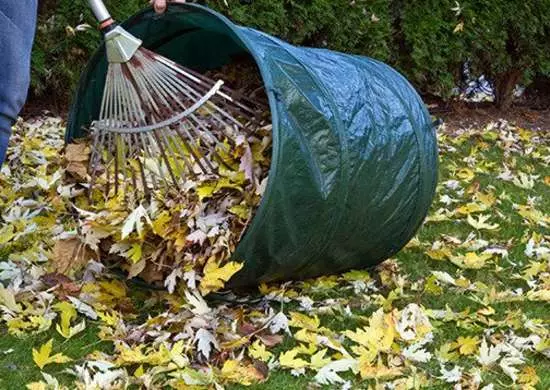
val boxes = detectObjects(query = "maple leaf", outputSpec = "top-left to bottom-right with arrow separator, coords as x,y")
121,205 -> 152,239
310,349 -> 332,370
517,205 -> 549,227
0,286 -> 21,313
477,339 -> 502,366
467,214 -> 500,230
220,359 -> 266,385
199,260 -> 243,294
288,312 -> 321,331
314,359 -> 357,385
359,359 -> 402,380
32,339 -> 72,369
439,364 -> 462,383
517,366 -> 540,386
194,328 -> 218,359
451,252 -> 493,269
456,202 -> 487,215
402,343 -> 432,363
248,340 -> 272,362
279,349 -> 309,369
396,304 -> 432,341
455,336 -> 479,355
269,312 -> 290,334
53,301 -> 77,338
457,168 -> 474,181
184,289 -> 211,316
500,356 -> 524,382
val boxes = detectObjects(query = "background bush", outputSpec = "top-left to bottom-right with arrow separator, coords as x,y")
30,0 -> 550,110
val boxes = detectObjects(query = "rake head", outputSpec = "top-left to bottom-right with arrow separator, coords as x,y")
88,47 -> 267,200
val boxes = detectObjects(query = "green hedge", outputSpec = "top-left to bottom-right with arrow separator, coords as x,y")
30,0 -> 550,109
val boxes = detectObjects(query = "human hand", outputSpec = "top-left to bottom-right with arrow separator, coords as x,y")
150,0 -> 187,14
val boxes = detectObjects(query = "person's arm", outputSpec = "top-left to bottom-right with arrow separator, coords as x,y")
150,0 -> 187,14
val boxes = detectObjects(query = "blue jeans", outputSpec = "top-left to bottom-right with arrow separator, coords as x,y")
0,0 -> 38,164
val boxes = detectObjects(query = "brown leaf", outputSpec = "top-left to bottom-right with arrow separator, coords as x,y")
52,238 -> 96,275
252,359 -> 269,382
40,272 -> 80,298
65,143 -> 90,163
139,262 -> 165,284
238,322 -> 257,336
66,161 -> 89,179
257,333 -> 283,347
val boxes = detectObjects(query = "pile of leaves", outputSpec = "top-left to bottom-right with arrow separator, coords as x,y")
64,116 -> 271,291
0,116 -> 549,389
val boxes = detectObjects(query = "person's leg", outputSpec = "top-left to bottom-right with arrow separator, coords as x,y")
0,0 -> 38,164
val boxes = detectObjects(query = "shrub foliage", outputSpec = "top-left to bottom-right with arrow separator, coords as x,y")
30,0 -> 550,109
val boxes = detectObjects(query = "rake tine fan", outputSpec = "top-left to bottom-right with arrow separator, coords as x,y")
86,0 -> 265,200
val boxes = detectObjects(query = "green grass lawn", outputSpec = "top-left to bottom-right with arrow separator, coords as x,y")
0,121 -> 549,389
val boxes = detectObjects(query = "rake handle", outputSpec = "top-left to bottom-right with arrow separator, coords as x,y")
88,0 -> 114,27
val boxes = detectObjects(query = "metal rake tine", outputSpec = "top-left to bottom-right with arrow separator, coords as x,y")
174,123 -> 213,174
181,65 -> 265,116
139,67 -> 191,183
145,131 -> 170,190
124,133 -> 139,198
160,126 -> 191,181
140,132 -> 161,190
88,128 -> 107,199
131,133 -> 151,198
151,130 -> 179,188
175,127 -> 209,174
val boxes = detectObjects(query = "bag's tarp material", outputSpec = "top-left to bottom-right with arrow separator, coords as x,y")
66,4 -> 438,287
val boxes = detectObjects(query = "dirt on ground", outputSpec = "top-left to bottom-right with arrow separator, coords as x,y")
429,100 -> 550,133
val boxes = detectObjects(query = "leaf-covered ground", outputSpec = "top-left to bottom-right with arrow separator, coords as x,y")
0,117 -> 548,389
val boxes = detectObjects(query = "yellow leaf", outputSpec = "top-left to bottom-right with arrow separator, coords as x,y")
455,336 -> 479,355
32,339 -> 72,369
467,214 -> 499,230
53,301 -> 77,338
279,349 -> 309,369
221,359 -> 266,385
456,202 -> 486,215
544,176 -> 550,186
310,349 -> 332,370
26,382 -> 47,390
359,359 -> 402,379
0,225 -> 15,245
294,329 -> 318,345
436,342 -> 459,362
199,261 -> 243,294
0,286 -> 21,313
289,312 -> 320,331
451,252 -> 493,269
476,192 -> 496,207
453,21 -> 464,33
196,182 -> 216,200
151,211 -> 172,236
424,275 -> 443,295
248,340 -> 272,362
229,204 -> 251,220
518,366 -> 540,386
125,243 -> 142,263
345,309 -> 395,364
457,168 -> 474,181
134,365 -> 145,378
517,205 -> 549,227
426,247 -> 452,261
527,289 -> 550,301
342,270 -> 371,281
295,342 -> 318,355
